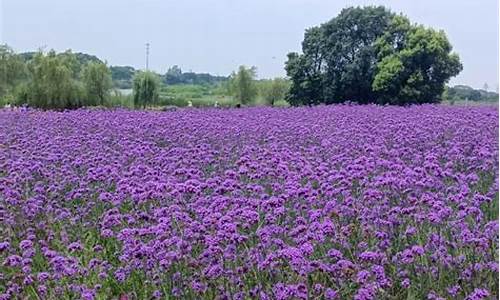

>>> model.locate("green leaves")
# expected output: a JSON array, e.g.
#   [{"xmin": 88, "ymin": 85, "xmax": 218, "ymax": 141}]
[
  {"xmin": 259, "ymin": 78, "xmax": 290, "ymax": 106},
  {"xmin": 82, "ymin": 62, "xmax": 113, "ymax": 106},
  {"xmin": 0, "ymin": 44, "xmax": 27, "ymax": 103},
  {"xmin": 132, "ymin": 71, "xmax": 160, "ymax": 109},
  {"xmin": 372, "ymin": 56, "xmax": 404, "ymax": 91},
  {"xmin": 373, "ymin": 21, "xmax": 463, "ymax": 104},
  {"xmin": 286, "ymin": 6, "xmax": 462, "ymax": 106},
  {"xmin": 229, "ymin": 66, "xmax": 258, "ymax": 105},
  {"xmin": 25, "ymin": 50, "xmax": 84, "ymax": 109}
]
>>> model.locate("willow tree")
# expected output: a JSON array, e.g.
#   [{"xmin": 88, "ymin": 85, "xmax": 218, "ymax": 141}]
[
  {"xmin": 133, "ymin": 71, "xmax": 160, "ymax": 108},
  {"xmin": 0, "ymin": 44, "xmax": 27, "ymax": 102},
  {"xmin": 25, "ymin": 50, "xmax": 83, "ymax": 109},
  {"xmin": 82, "ymin": 61, "xmax": 113, "ymax": 106},
  {"xmin": 259, "ymin": 78, "xmax": 290, "ymax": 106},
  {"xmin": 230, "ymin": 66, "xmax": 258, "ymax": 105}
]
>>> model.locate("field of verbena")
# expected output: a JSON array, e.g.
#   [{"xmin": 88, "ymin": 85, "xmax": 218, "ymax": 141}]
[{"xmin": 0, "ymin": 105, "xmax": 498, "ymax": 300}]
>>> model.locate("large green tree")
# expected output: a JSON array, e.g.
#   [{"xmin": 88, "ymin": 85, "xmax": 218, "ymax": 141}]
[
  {"xmin": 230, "ymin": 66, "xmax": 258, "ymax": 105},
  {"xmin": 286, "ymin": 6, "xmax": 462, "ymax": 105},
  {"xmin": 82, "ymin": 61, "xmax": 113, "ymax": 106},
  {"xmin": 133, "ymin": 71, "xmax": 160, "ymax": 108},
  {"xmin": 285, "ymin": 27, "xmax": 325, "ymax": 106}
]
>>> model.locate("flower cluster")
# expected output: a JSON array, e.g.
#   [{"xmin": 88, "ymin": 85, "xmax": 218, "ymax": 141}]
[{"xmin": 0, "ymin": 105, "xmax": 497, "ymax": 299}]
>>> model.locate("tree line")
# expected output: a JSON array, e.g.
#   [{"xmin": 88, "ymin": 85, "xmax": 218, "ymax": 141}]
[
  {"xmin": 0, "ymin": 46, "xmax": 161, "ymax": 109},
  {"xmin": 443, "ymin": 85, "xmax": 498, "ymax": 102},
  {"xmin": 0, "ymin": 45, "xmax": 289, "ymax": 109},
  {"xmin": 111, "ymin": 65, "xmax": 230, "ymax": 89},
  {"xmin": 1, "ymin": 5, "xmax": 496, "ymax": 109}
]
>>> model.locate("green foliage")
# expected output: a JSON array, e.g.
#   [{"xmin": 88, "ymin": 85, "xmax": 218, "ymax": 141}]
[
  {"xmin": 229, "ymin": 66, "xmax": 258, "ymax": 105},
  {"xmin": 164, "ymin": 65, "xmax": 228, "ymax": 85},
  {"xmin": 372, "ymin": 16, "xmax": 462, "ymax": 104},
  {"xmin": 81, "ymin": 62, "xmax": 113, "ymax": 106},
  {"xmin": 273, "ymin": 99, "xmax": 291, "ymax": 107},
  {"xmin": 258, "ymin": 78, "xmax": 290, "ymax": 106},
  {"xmin": 0, "ymin": 44, "xmax": 27, "ymax": 102},
  {"xmin": 164, "ymin": 65, "xmax": 183, "ymax": 84},
  {"xmin": 110, "ymin": 66, "xmax": 136, "ymax": 89},
  {"xmin": 286, "ymin": 6, "xmax": 394, "ymax": 105},
  {"xmin": 18, "ymin": 51, "xmax": 102, "ymax": 67},
  {"xmin": 24, "ymin": 50, "xmax": 84, "ymax": 109},
  {"xmin": 157, "ymin": 84, "xmax": 236, "ymax": 108},
  {"xmin": 443, "ymin": 85, "xmax": 498, "ymax": 102},
  {"xmin": 133, "ymin": 71, "xmax": 160, "ymax": 108},
  {"xmin": 108, "ymin": 90, "xmax": 134, "ymax": 108},
  {"xmin": 285, "ymin": 29, "xmax": 324, "ymax": 106},
  {"xmin": 286, "ymin": 6, "xmax": 462, "ymax": 106}
]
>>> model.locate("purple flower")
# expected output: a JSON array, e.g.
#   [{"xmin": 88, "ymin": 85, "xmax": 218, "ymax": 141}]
[
  {"xmin": 401, "ymin": 278, "xmax": 410, "ymax": 288},
  {"xmin": 465, "ymin": 288, "xmax": 490, "ymax": 300},
  {"xmin": 19, "ymin": 240, "xmax": 33, "ymax": 250},
  {"xmin": 68, "ymin": 242, "xmax": 83, "ymax": 252},
  {"xmin": 325, "ymin": 288, "xmax": 338, "ymax": 300},
  {"xmin": 37, "ymin": 272, "xmax": 50, "ymax": 282},
  {"xmin": 0, "ymin": 105, "xmax": 497, "ymax": 298},
  {"xmin": 0, "ymin": 242, "xmax": 10, "ymax": 251}
]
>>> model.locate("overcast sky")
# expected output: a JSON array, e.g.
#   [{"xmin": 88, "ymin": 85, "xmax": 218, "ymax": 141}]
[{"xmin": 1, "ymin": 0, "xmax": 498, "ymax": 89}]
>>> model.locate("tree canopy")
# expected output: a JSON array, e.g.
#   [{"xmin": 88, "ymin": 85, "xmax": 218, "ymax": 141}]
[
  {"xmin": 133, "ymin": 71, "xmax": 160, "ymax": 108},
  {"xmin": 0, "ymin": 45, "xmax": 27, "ymax": 102},
  {"xmin": 286, "ymin": 6, "xmax": 462, "ymax": 105},
  {"xmin": 82, "ymin": 61, "xmax": 113, "ymax": 106},
  {"xmin": 229, "ymin": 66, "xmax": 258, "ymax": 105},
  {"xmin": 164, "ymin": 65, "xmax": 228, "ymax": 85},
  {"xmin": 444, "ymin": 85, "xmax": 499, "ymax": 102},
  {"xmin": 24, "ymin": 50, "xmax": 84, "ymax": 109},
  {"xmin": 259, "ymin": 78, "xmax": 290, "ymax": 106}
]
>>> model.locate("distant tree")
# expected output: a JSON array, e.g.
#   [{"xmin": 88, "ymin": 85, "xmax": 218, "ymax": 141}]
[
  {"xmin": 110, "ymin": 66, "xmax": 136, "ymax": 81},
  {"xmin": 72, "ymin": 52, "xmax": 102, "ymax": 67},
  {"xmin": 163, "ymin": 66, "xmax": 229, "ymax": 85},
  {"xmin": 110, "ymin": 66, "xmax": 136, "ymax": 89},
  {"xmin": 25, "ymin": 50, "xmax": 83, "ymax": 109},
  {"xmin": 0, "ymin": 44, "xmax": 27, "ymax": 100},
  {"xmin": 82, "ymin": 61, "xmax": 113, "ymax": 106},
  {"xmin": 444, "ymin": 84, "xmax": 497, "ymax": 102},
  {"xmin": 133, "ymin": 71, "xmax": 160, "ymax": 108},
  {"xmin": 483, "ymin": 83, "xmax": 489, "ymax": 91},
  {"xmin": 259, "ymin": 78, "xmax": 290, "ymax": 106},
  {"xmin": 165, "ymin": 65, "xmax": 183, "ymax": 84},
  {"xmin": 229, "ymin": 66, "xmax": 258, "ymax": 105},
  {"xmin": 286, "ymin": 6, "xmax": 462, "ymax": 105},
  {"xmin": 17, "ymin": 51, "xmax": 37, "ymax": 62}
]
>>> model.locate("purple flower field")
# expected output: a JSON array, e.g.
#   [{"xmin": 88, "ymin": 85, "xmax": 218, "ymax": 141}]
[{"xmin": 0, "ymin": 105, "xmax": 498, "ymax": 299}]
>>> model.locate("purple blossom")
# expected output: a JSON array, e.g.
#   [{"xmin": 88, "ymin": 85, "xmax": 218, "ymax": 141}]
[{"xmin": 0, "ymin": 106, "xmax": 497, "ymax": 298}]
